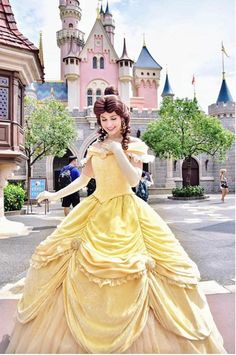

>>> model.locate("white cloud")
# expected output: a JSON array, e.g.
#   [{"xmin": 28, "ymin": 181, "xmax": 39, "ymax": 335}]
[{"xmin": 9, "ymin": 0, "xmax": 235, "ymax": 112}]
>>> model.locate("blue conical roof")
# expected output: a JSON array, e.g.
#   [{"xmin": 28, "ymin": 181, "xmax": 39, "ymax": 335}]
[
  {"xmin": 135, "ymin": 45, "xmax": 162, "ymax": 69},
  {"xmin": 161, "ymin": 73, "xmax": 174, "ymax": 97},
  {"xmin": 105, "ymin": 1, "xmax": 111, "ymax": 14},
  {"xmin": 216, "ymin": 78, "xmax": 233, "ymax": 104}
]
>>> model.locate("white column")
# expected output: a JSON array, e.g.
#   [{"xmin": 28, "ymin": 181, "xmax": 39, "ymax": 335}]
[
  {"xmin": 165, "ymin": 157, "xmax": 176, "ymax": 188},
  {"xmin": 67, "ymin": 76, "xmax": 80, "ymax": 111},
  {"xmin": 0, "ymin": 163, "xmax": 27, "ymax": 238},
  {"xmin": 120, "ymin": 80, "xmax": 132, "ymax": 108}
]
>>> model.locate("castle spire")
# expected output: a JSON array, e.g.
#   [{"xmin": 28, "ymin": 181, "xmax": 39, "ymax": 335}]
[
  {"xmin": 105, "ymin": 1, "xmax": 110, "ymax": 14},
  {"xmin": 38, "ymin": 31, "xmax": 44, "ymax": 67},
  {"xmin": 100, "ymin": 1, "xmax": 104, "ymax": 14},
  {"xmin": 161, "ymin": 71, "xmax": 174, "ymax": 98},
  {"xmin": 216, "ymin": 78, "xmax": 233, "ymax": 104}
]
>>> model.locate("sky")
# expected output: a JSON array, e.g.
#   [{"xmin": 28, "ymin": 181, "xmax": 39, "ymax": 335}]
[{"xmin": 10, "ymin": 0, "xmax": 235, "ymax": 113}]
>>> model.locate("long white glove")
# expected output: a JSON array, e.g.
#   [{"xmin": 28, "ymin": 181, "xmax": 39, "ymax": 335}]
[
  {"xmin": 37, "ymin": 173, "xmax": 91, "ymax": 203},
  {"xmin": 102, "ymin": 141, "xmax": 142, "ymax": 187}
]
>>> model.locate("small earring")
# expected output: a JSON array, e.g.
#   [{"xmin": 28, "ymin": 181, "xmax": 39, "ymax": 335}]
[{"xmin": 121, "ymin": 120, "xmax": 126, "ymax": 132}]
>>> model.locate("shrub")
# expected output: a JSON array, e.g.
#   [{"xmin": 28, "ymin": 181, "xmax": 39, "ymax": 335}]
[
  {"xmin": 4, "ymin": 183, "xmax": 26, "ymax": 212},
  {"xmin": 172, "ymin": 185, "xmax": 204, "ymax": 197}
]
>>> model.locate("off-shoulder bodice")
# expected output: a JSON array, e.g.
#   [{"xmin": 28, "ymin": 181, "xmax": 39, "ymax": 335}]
[{"xmin": 84, "ymin": 140, "xmax": 154, "ymax": 202}]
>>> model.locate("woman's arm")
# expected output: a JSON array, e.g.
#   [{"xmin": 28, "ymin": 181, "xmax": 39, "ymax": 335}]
[
  {"xmin": 37, "ymin": 173, "xmax": 91, "ymax": 203},
  {"xmin": 37, "ymin": 159, "xmax": 94, "ymax": 203},
  {"xmin": 103, "ymin": 141, "xmax": 142, "ymax": 187}
]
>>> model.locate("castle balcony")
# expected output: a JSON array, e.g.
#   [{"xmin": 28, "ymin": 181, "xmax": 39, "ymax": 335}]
[
  {"xmin": 63, "ymin": 57, "xmax": 80, "ymax": 79},
  {"xmin": 57, "ymin": 28, "xmax": 85, "ymax": 47}
]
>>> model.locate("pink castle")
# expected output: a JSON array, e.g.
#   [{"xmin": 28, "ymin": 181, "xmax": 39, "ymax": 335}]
[{"xmin": 56, "ymin": 0, "xmax": 162, "ymax": 111}]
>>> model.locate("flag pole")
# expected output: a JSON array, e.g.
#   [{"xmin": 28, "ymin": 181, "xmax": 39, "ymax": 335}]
[
  {"xmin": 192, "ymin": 74, "xmax": 196, "ymax": 100},
  {"xmin": 221, "ymin": 41, "xmax": 225, "ymax": 79}
]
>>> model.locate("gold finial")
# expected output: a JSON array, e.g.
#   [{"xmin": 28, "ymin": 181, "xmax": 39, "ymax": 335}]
[
  {"xmin": 39, "ymin": 31, "xmax": 44, "ymax": 67},
  {"xmin": 96, "ymin": 0, "xmax": 101, "ymax": 19},
  {"xmin": 143, "ymin": 33, "xmax": 146, "ymax": 47}
]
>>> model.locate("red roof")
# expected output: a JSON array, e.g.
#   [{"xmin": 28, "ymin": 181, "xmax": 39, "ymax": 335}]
[
  {"xmin": 0, "ymin": 0, "xmax": 39, "ymax": 50},
  {"xmin": 0, "ymin": 0, "xmax": 44, "ymax": 80}
]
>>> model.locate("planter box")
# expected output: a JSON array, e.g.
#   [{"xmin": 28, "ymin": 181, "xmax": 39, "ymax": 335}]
[
  {"xmin": 168, "ymin": 195, "xmax": 209, "ymax": 200},
  {"xmin": 4, "ymin": 208, "xmax": 27, "ymax": 216}
]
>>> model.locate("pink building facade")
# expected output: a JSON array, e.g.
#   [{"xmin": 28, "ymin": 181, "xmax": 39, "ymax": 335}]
[{"xmin": 56, "ymin": 0, "xmax": 162, "ymax": 111}]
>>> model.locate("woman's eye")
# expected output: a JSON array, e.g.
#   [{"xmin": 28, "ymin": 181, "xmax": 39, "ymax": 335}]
[{"xmin": 111, "ymin": 117, "xmax": 117, "ymax": 120}]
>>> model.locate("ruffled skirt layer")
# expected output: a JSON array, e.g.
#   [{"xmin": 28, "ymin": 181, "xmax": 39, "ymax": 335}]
[{"xmin": 6, "ymin": 195, "xmax": 226, "ymax": 354}]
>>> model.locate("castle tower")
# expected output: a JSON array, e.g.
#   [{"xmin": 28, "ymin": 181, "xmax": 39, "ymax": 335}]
[
  {"xmin": 134, "ymin": 39, "xmax": 162, "ymax": 109},
  {"xmin": 117, "ymin": 38, "xmax": 134, "ymax": 107},
  {"xmin": 161, "ymin": 71, "xmax": 174, "ymax": 99},
  {"xmin": 208, "ymin": 67, "xmax": 235, "ymax": 191},
  {"xmin": 101, "ymin": 1, "xmax": 115, "ymax": 46},
  {"xmin": 57, "ymin": 0, "xmax": 85, "ymax": 80}
]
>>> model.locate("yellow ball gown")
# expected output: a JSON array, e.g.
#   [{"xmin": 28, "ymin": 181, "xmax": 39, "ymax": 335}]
[{"xmin": 6, "ymin": 140, "xmax": 226, "ymax": 354}]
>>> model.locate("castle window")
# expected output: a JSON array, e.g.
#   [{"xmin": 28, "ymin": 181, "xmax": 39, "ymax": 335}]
[
  {"xmin": 65, "ymin": 59, "xmax": 68, "ymax": 64},
  {"xmin": 69, "ymin": 23, "xmax": 73, "ymax": 28},
  {"xmin": 100, "ymin": 57, "xmax": 104, "ymax": 69},
  {"xmin": 93, "ymin": 57, "xmax": 97, "ymax": 69},
  {"xmin": 153, "ymin": 73, "xmax": 156, "ymax": 76},
  {"xmin": 120, "ymin": 62, "xmax": 123, "ymax": 67},
  {"xmin": 96, "ymin": 89, "xmax": 102, "ymax": 99},
  {"xmin": 205, "ymin": 159, "xmax": 209, "ymax": 171},
  {"xmin": 70, "ymin": 58, "xmax": 74, "ymax": 64},
  {"xmin": 0, "ymin": 75, "xmax": 10, "ymax": 120},
  {"xmin": 17, "ymin": 82, "xmax": 23, "ymax": 126},
  {"xmin": 76, "ymin": 59, "xmax": 78, "ymax": 65},
  {"xmin": 125, "ymin": 61, "xmax": 128, "ymax": 67},
  {"xmin": 87, "ymin": 89, "xmax": 93, "ymax": 106},
  {"xmin": 141, "ymin": 72, "xmax": 144, "ymax": 75},
  {"xmin": 147, "ymin": 72, "xmax": 150, "ymax": 76},
  {"xmin": 173, "ymin": 160, "xmax": 177, "ymax": 171}
]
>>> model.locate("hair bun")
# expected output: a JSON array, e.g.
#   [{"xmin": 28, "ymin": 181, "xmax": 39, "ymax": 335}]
[{"xmin": 104, "ymin": 86, "xmax": 119, "ymax": 96}]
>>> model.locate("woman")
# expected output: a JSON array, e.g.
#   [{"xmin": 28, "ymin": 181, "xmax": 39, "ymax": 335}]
[
  {"xmin": 6, "ymin": 87, "xmax": 226, "ymax": 354},
  {"xmin": 220, "ymin": 168, "xmax": 229, "ymax": 202}
]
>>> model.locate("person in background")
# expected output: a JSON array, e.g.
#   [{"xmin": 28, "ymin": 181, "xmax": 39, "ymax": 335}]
[
  {"xmin": 58, "ymin": 156, "xmax": 80, "ymax": 216},
  {"xmin": 136, "ymin": 171, "xmax": 149, "ymax": 202},
  {"xmin": 220, "ymin": 168, "xmax": 229, "ymax": 202},
  {"xmin": 144, "ymin": 171, "xmax": 154, "ymax": 188},
  {"xmin": 86, "ymin": 178, "xmax": 96, "ymax": 196}
]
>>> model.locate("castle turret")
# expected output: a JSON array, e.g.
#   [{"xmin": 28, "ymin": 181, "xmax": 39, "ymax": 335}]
[
  {"xmin": 63, "ymin": 36, "xmax": 80, "ymax": 111},
  {"xmin": 208, "ymin": 76, "xmax": 234, "ymax": 119},
  {"xmin": 57, "ymin": 0, "xmax": 84, "ymax": 80},
  {"xmin": 134, "ymin": 39, "xmax": 162, "ymax": 109},
  {"xmin": 101, "ymin": 1, "xmax": 115, "ymax": 46},
  {"xmin": 117, "ymin": 38, "xmax": 134, "ymax": 107},
  {"xmin": 208, "ymin": 57, "xmax": 235, "ymax": 192},
  {"xmin": 161, "ymin": 71, "xmax": 174, "ymax": 98}
]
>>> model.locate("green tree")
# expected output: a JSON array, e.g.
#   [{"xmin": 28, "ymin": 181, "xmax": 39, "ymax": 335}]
[
  {"xmin": 142, "ymin": 97, "xmax": 234, "ymax": 186},
  {"xmin": 24, "ymin": 97, "xmax": 76, "ymax": 180}
]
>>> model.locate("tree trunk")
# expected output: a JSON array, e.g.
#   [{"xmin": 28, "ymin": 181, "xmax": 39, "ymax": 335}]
[
  {"xmin": 26, "ymin": 158, "xmax": 31, "ymax": 189},
  {"xmin": 186, "ymin": 156, "xmax": 192, "ymax": 186}
]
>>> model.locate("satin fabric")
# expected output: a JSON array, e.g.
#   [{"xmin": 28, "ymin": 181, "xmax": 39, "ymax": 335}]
[{"xmin": 6, "ymin": 140, "xmax": 226, "ymax": 354}]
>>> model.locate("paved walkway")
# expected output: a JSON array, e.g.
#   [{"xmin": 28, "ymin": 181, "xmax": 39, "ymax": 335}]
[{"xmin": 0, "ymin": 195, "xmax": 235, "ymax": 353}]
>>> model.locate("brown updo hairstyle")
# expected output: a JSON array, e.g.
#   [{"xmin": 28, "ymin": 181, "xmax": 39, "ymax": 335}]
[{"xmin": 93, "ymin": 86, "xmax": 131, "ymax": 150}]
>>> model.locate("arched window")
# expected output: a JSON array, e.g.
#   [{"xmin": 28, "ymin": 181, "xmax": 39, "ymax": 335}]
[
  {"xmin": 96, "ymin": 89, "xmax": 102, "ymax": 100},
  {"xmin": 100, "ymin": 57, "xmax": 104, "ymax": 69},
  {"xmin": 87, "ymin": 88, "xmax": 93, "ymax": 106},
  {"xmin": 93, "ymin": 57, "xmax": 97, "ymax": 69},
  {"xmin": 69, "ymin": 23, "xmax": 73, "ymax": 28}
]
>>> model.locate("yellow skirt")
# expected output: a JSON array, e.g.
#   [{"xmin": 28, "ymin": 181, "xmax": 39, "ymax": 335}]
[{"xmin": 6, "ymin": 194, "xmax": 226, "ymax": 354}]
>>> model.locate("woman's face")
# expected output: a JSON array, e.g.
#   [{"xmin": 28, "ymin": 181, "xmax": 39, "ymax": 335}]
[{"xmin": 100, "ymin": 111, "xmax": 122, "ymax": 138}]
